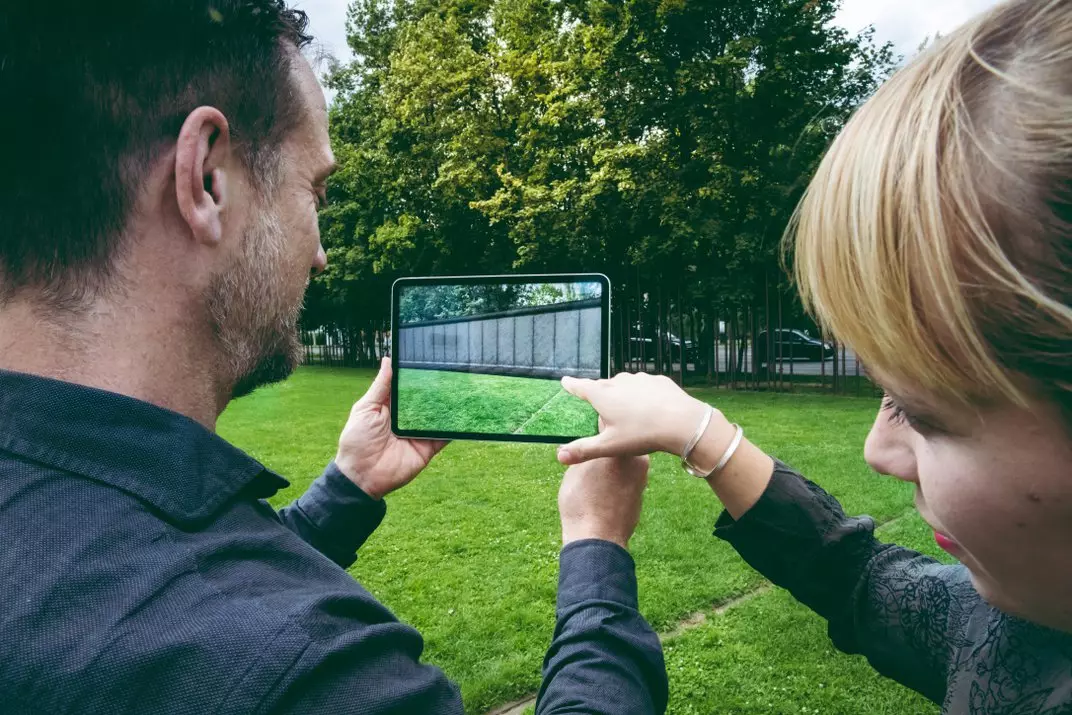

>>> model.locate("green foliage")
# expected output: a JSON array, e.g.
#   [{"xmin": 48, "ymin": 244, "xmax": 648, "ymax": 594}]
[
  {"xmin": 313, "ymin": 0, "xmax": 897, "ymax": 343},
  {"xmin": 398, "ymin": 281, "xmax": 602, "ymax": 323}
]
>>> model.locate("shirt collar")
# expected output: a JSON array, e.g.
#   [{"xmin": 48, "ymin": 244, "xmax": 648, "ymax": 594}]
[{"xmin": 0, "ymin": 369, "xmax": 288, "ymax": 526}]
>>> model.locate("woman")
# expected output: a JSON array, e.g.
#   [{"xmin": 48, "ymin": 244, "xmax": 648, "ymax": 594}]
[{"xmin": 557, "ymin": 0, "xmax": 1072, "ymax": 711}]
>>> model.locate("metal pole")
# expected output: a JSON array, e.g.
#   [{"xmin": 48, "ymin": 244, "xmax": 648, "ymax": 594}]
[
  {"xmin": 715, "ymin": 313, "xmax": 721, "ymax": 388},
  {"xmin": 777, "ymin": 293, "xmax": 784, "ymax": 392}
]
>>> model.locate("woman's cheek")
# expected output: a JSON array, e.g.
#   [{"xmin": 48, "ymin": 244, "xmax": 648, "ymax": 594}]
[
  {"xmin": 917, "ymin": 445, "xmax": 991, "ymax": 541},
  {"xmin": 919, "ymin": 443, "xmax": 1023, "ymax": 570}
]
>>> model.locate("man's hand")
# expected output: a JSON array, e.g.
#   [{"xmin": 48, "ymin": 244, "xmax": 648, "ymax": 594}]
[
  {"xmin": 335, "ymin": 357, "xmax": 448, "ymax": 500},
  {"xmin": 558, "ymin": 456, "xmax": 651, "ymax": 549}
]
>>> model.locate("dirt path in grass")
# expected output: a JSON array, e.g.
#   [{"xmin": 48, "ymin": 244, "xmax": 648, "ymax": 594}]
[
  {"xmin": 511, "ymin": 389, "xmax": 570, "ymax": 435},
  {"xmin": 482, "ymin": 509, "xmax": 918, "ymax": 715}
]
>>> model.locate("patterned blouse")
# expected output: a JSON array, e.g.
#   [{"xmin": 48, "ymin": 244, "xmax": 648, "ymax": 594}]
[{"xmin": 714, "ymin": 462, "xmax": 1072, "ymax": 714}]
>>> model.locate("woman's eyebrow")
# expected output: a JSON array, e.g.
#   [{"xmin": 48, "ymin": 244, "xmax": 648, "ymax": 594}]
[{"xmin": 862, "ymin": 364, "xmax": 949, "ymax": 421}]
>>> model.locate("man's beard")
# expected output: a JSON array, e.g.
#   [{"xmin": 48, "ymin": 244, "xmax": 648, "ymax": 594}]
[{"xmin": 207, "ymin": 210, "xmax": 305, "ymax": 400}]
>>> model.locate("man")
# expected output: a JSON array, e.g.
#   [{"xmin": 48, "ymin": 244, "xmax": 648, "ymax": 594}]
[{"xmin": 0, "ymin": 2, "xmax": 667, "ymax": 713}]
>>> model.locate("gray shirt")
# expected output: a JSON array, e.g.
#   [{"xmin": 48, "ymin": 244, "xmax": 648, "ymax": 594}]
[
  {"xmin": 714, "ymin": 462, "xmax": 1072, "ymax": 714},
  {"xmin": 0, "ymin": 369, "xmax": 667, "ymax": 714}
]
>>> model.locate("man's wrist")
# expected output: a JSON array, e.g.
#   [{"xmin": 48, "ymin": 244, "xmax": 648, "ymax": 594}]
[
  {"xmin": 562, "ymin": 527, "xmax": 631, "ymax": 550},
  {"xmin": 557, "ymin": 539, "xmax": 639, "ymax": 611},
  {"xmin": 334, "ymin": 456, "xmax": 387, "ymax": 501}
]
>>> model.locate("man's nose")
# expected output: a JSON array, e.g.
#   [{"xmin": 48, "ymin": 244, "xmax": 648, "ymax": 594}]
[{"xmin": 311, "ymin": 245, "xmax": 327, "ymax": 277}]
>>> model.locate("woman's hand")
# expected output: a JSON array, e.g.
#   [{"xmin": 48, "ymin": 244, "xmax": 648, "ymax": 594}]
[{"xmin": 557, "ymin": 372, "xmax": 713, "ymax": 465}]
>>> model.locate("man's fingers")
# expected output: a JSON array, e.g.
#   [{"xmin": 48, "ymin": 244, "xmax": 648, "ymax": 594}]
[
  {"xmin": 557, "ymin": 433, "xmax": 614, "ymax": 465},
  {"xmin": 356, "ymin": 357, "xmax": 393, "ymax": 408}
]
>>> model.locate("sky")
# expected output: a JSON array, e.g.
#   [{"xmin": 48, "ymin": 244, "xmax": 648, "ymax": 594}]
[{"xmin": 295, "ymin": 0, "xmax": 1007, "ymax": 93}]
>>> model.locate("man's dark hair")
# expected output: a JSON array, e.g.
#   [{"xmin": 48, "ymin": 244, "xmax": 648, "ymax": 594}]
[{"xmin": 0, "ymin": 1, "xmax": 313, "ymax": 306}]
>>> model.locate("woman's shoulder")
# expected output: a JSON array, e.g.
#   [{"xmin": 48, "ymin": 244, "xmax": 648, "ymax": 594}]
[{"xmin": 943, "ymin": 604, "xmax": 1072, "ymax": 713}]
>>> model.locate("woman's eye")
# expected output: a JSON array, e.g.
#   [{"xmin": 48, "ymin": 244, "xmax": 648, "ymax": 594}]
[
  {"xmin": 882, "ymin": 396, "xmax": 908, "ymax": 426},
  {"xmin": 882, "ymin": 395, "xmax": 943, "ymax": 436}
]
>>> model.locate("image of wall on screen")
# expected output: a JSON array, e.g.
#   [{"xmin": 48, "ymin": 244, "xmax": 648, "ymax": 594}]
[{"xmin": 397, "ymin": 281, "xmax": 602, "ymax": 436}]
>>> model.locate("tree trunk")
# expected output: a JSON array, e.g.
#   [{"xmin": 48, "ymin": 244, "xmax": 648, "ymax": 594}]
[
  {"xmin": 730, "ymin": 311, "xmax": 739, "ymax": 390},
  {"xmin": 832, "ymin": 335, "xmax": 840, "ymax": 393},
  {"xmin": 820, "ymin": 323, "xmax": 827, "ymax": 387},
  {"xmin": 714, "ymin": 311, "xmax": 721, "ymax": 388},
  {"xmin": 630, "ymin": 267, "xmax": 638, "ymax": 375},
  {"xmin": 677, "ymin": 284, "xmax": 686, "ymax": 386},
  {"xmin": 705, "ymin": 309, "xmax": 714, "ymax": 385},
  {"xmin": 651, "ymin": 287, "xmax": 660, "ymax": 377},
  {"xmin": 776, "ymin": 293, "xmax": 784, "ymax": 391},
  {"xmin": 617, "ymin": 293, "xmax": 626, "ymax": 375},
  {"xmin": 764, "ymin": 274, "xmax": 771, "ymax": 390}
]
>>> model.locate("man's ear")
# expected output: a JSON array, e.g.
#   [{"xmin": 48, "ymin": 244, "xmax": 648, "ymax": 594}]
[{"xmin": 175, "ymin": 107, "xmax": 232, "ymax": 245}]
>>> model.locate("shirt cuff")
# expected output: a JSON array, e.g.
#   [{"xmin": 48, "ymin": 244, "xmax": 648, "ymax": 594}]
[
  {"xmin": 713, "ymin": 460, "xmax": 871, "ymax": 544},
  {"xmin": 557, "ymin": 539, "xmax": 639, "ymax": 611},
  {"xmin": 294, "ymin": 462, "xmax": 388, "ymax": 557}
]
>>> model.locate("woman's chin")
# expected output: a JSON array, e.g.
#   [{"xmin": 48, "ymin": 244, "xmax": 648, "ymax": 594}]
[{"xmin": 967, "ymin": 570, "xmax": 1023, "ymax": 618}]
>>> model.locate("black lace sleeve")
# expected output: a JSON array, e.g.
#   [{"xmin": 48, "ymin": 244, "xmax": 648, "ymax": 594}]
[{"xmin": 714, "ymin": 462, "xmax": 979, "ymax": 704}]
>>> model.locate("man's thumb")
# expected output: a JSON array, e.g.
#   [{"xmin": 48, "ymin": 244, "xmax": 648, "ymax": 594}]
[
  {"xmin": 356, "ymin": 357, "xmax": 392, "ymax": 408},
  {"xmin": 557, "ymin": 434, "xmax": 612, "ymax": 466}
]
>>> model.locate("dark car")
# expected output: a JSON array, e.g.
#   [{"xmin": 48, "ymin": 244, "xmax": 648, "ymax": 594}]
[
  {"xmin": 628, "ymin": 328, "xmax": 699, "ymax": 363},
  {"xmin": 756, "ymin": 329, "xmax": 834, "ymax": 365}
]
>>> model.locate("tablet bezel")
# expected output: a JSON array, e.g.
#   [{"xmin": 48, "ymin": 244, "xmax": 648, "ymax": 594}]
[{"xmin": 390, "ymin": 273, "xmax": 612, "ymax": 444}]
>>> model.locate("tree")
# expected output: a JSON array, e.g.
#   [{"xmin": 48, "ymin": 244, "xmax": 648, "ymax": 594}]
[{"xmin": 311, "ymin": 0, "xmax": 896, "ymax": 376}]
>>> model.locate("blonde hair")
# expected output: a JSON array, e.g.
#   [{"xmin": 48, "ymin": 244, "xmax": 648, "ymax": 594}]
[{"xmin": 791, "ymin": 0, "xmax": 1072, "ymax": 412}]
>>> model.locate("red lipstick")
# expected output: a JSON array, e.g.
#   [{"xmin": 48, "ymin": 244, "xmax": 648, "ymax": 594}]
[{"xmin": 934, "ymin": 531, "xmax": 961, "ymax": 555}]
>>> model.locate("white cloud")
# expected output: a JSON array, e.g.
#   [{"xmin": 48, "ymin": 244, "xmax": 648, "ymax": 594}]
[
  {"xmin": 293, "ymin": 0, "xmax": 355, "ymax": 66},
  {"xmin": 296, "ymin": 0, "xmax": 1007, "ymax": 94},
  {"xmin": 834, "ymin": 0, "xmax": 1005, "ymax": 57}
]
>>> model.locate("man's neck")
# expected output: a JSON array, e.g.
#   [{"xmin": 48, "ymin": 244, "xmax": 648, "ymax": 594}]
[{"xmin": 0, "ymin": 299, "xmax": 226, "ymax": 429}]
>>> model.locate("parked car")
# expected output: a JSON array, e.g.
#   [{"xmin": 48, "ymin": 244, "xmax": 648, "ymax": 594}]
[
  {"xmin": 756, "ymin": 329, "xmax": 835, "ymax": 365},
  {"xmin": 628, "ymin": 326, "xmax": 699, "ymax": 363}
]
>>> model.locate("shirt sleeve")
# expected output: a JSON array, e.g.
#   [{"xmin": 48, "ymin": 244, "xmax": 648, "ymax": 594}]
[
  {"xmin": 536, "ymin": 539, "xmax": 668, "ymax": 715},
  {"xmin": 232, "ymin": 588, "xmax": 463, "ymax": 715},
  {"xmin": 713, "ymin": 462, "xmax": 978, "ymax": 704},
  {"xmin": 276, "ymin": 462, "xmax": 387, "ymax": 570}
]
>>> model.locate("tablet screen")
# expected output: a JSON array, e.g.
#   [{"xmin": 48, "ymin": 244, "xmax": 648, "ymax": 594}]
[{"xmin": 391, "ymin": 274, "xmax": 610, "ymax": 443}]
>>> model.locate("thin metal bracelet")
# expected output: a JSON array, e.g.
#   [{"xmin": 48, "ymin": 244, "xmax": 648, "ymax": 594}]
[
  {"xmin": 708, "ymin": 424, "xmax": 745, "ymax": 478},
  {"xmin": 680, "ymin": 404, "xmax": 714, "ymax": 467}
]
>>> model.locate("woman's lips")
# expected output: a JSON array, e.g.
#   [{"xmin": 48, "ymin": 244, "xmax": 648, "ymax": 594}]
[{"xmin": 934, "ymin": 531, "xmax": 962, "ymax": 555}]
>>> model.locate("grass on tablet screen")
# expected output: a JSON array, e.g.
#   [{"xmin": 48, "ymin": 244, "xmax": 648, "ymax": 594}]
[{"xmin": 397, "ymin": 368, "xmax": 598, "ymax": 437}]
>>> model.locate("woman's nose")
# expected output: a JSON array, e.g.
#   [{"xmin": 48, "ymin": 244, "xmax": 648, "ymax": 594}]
[{"xmin": 864, "ymin": 410, "xmax": 919, "ymax": 483}]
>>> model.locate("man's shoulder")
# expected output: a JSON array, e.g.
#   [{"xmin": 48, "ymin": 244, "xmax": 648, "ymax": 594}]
[
  {"xmin": 0, "ymin": 454, "xmax": 408, "ymax": 714},
  {"xmin": 0, "ymin": 457, "xmax": 279, "ymax": 711}
]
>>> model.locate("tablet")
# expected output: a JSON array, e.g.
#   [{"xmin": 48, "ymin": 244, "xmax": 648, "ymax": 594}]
[{"xmin": 391, "ymin": 274, "xmax": 611, "ymax": 443}]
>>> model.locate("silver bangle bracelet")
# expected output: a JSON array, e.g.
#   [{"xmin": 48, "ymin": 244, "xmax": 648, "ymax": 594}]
[
  {"xmin": 682, "ymin": 418, "xmax": 744, "ymax": 479},
  {"xmin": 680, "ymin": 404, "xmax": 714, "ymax": 468},
  {"xmin": 709, "ymin": 424, "xmax": 744, "ymax": 478}
]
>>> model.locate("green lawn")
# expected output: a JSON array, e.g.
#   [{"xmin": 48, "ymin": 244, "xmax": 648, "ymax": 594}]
[
  {"xmin": 219, "ymin": 367, "xmax": 949, "ymax": 714},
  {"xmin": 396, "ymin": 368, "xmax": 599, "ymax": 437}
]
